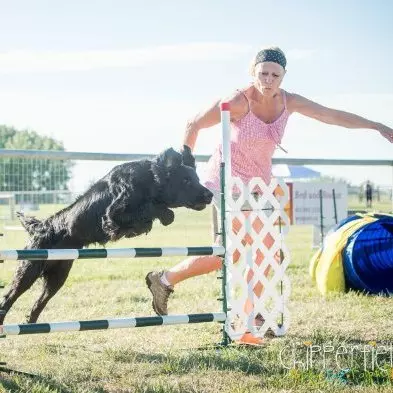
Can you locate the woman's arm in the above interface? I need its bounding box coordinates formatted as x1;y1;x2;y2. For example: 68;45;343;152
289;93;393;143
182;100;221;151
183;90;249;151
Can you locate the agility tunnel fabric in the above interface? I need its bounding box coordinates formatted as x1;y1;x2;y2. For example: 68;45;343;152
310;213;393;295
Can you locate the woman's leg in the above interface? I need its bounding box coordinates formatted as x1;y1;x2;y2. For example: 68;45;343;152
146;253;222;315
165;255;222;285
146;192;222;315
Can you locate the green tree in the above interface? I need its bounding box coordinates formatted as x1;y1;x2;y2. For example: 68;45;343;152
0;125;72;202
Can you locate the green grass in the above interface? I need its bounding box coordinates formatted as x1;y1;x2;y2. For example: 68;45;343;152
347;195;392;214
1;205;393;392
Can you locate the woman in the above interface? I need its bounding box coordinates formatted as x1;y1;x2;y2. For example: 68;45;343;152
145;46;393;343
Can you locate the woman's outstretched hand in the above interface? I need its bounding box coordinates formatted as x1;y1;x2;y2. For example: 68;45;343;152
377;124;393;143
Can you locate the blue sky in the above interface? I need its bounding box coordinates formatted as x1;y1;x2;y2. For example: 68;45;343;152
0;0;392;188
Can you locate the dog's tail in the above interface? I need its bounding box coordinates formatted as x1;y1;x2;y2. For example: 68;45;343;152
17;211;43;236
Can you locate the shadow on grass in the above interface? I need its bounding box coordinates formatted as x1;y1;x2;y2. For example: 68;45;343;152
0;370;74;393
103;335;393;388
105;345;285;376
302;329;393;346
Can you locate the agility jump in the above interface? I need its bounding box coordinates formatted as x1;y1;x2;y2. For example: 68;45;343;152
0;103;291;346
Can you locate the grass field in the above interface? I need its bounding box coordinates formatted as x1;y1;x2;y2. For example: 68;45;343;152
0;201;393;393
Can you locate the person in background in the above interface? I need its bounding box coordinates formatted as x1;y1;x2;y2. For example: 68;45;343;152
366;180;373;208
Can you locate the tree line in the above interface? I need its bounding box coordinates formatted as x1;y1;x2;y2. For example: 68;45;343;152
0;125;72;200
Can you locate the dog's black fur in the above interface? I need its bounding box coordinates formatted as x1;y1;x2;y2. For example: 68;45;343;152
0;146;213;324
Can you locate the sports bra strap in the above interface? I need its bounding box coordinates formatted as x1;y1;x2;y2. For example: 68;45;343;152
236;89;251;113
281;89;287;109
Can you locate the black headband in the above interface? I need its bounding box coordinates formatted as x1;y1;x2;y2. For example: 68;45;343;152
255;49;287;69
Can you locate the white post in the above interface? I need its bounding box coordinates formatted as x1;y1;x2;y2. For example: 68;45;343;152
219;102;232;345
220;102;231;191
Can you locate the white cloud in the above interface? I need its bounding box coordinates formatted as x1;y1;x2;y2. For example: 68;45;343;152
286;48;332;61
0;43;252;73
287;49;316;60
0;44;336;73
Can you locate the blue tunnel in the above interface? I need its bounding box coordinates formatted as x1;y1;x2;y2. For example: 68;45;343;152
339;214;393;295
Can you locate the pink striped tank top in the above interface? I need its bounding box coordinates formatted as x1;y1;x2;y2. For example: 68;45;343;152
204;89;290;192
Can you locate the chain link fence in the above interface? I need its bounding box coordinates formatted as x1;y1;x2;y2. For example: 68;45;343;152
0;150;391;222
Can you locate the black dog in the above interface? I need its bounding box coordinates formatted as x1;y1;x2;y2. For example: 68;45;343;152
0;146;213;324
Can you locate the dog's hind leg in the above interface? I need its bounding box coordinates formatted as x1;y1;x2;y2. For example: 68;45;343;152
0;261;44;324
26;260;74;323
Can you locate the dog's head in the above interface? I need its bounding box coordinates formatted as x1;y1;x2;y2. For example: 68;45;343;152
153;146;213;211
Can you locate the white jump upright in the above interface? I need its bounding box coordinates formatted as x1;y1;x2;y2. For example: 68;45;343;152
219;102;291;342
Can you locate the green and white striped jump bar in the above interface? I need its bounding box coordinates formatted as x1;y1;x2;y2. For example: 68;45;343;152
0;313;227;336
0;246;225;261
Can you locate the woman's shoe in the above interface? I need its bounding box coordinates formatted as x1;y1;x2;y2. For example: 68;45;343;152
236;332;266;346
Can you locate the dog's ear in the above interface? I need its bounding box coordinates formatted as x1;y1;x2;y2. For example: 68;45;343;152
181;145;196;169
157;148;182;169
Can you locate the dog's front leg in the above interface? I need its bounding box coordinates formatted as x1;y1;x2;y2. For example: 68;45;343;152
154;206;175;226
121;203;155;238
104;198;155;240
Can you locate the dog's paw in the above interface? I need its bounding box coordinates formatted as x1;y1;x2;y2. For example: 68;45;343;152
158;208;174;226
